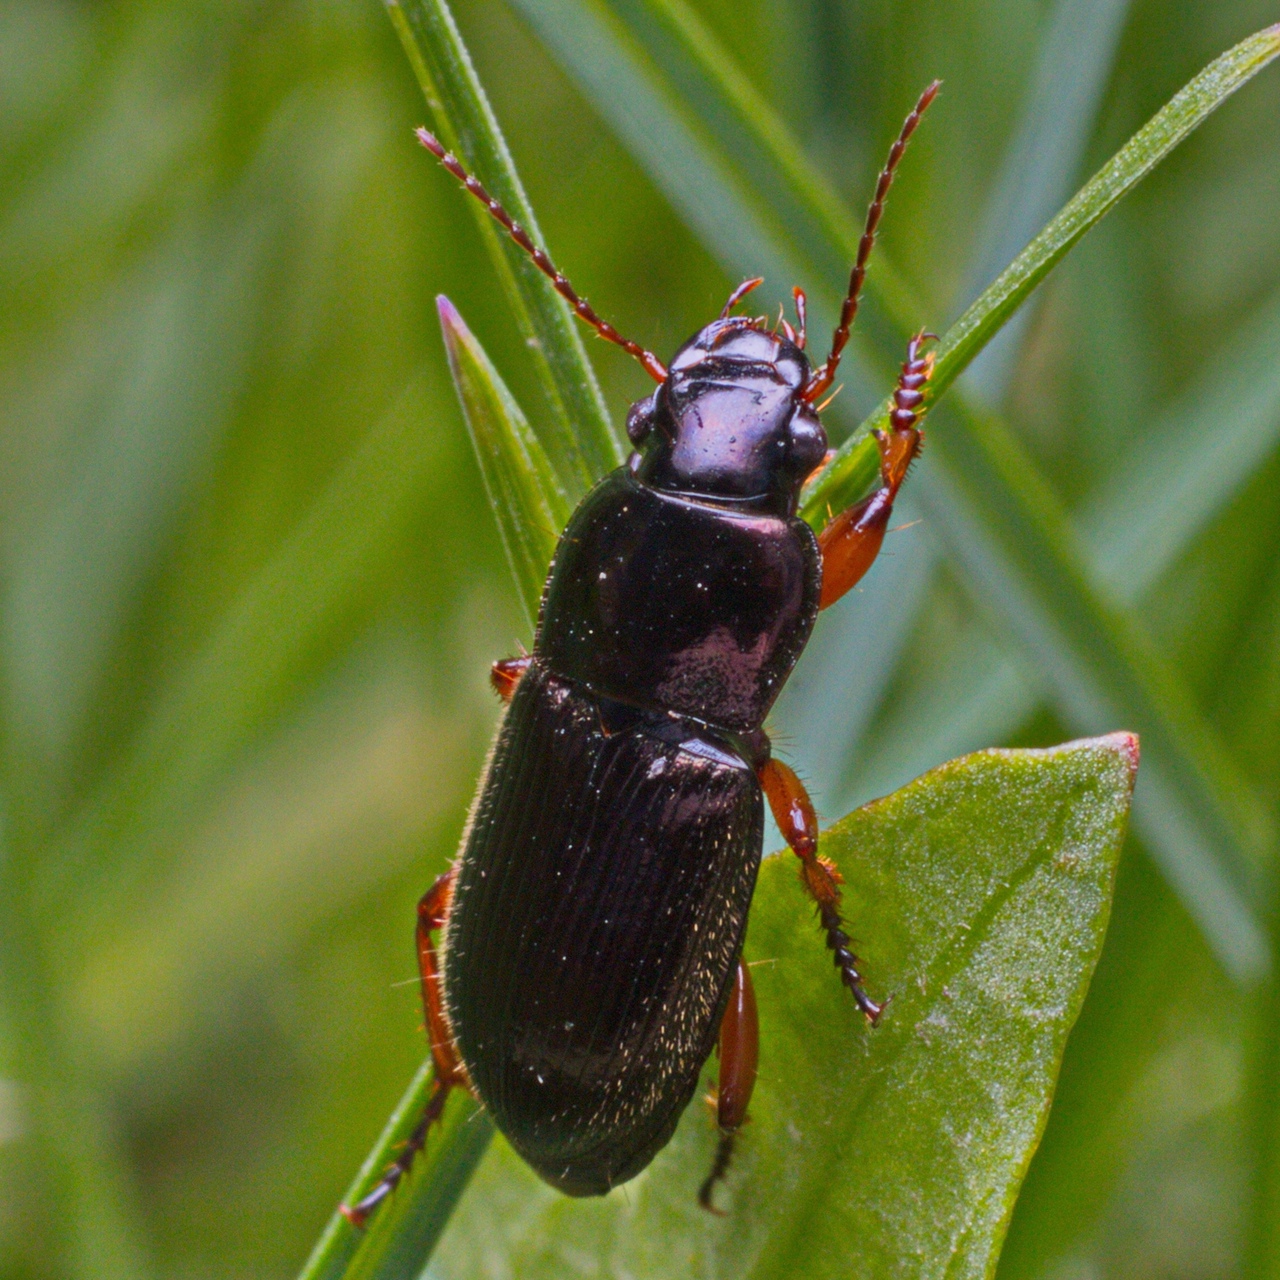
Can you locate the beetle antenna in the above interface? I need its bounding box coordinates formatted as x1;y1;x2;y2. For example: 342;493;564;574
720;276;765;319
803;81;940;403
416;128;668;384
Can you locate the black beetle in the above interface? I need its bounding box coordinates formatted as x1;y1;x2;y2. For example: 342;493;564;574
343;81;940;1225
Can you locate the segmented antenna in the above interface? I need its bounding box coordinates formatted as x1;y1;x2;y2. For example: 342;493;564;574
416;129;668;384
720;276;765;318
803;82;940;403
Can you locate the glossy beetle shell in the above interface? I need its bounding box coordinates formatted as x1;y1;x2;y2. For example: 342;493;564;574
443;660;762;1194
441;326;823;1194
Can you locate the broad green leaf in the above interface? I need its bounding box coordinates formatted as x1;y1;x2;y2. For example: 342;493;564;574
437;295;569;627
425;734;1136;1279
385;0;622;492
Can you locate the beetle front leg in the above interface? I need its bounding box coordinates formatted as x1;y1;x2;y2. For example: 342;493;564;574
699;958;759;1214
341;870;466;1228
490;655;532;703
815;334;934;611
758;757;883;1022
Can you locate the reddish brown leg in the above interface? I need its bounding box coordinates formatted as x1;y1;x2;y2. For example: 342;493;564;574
759;757;883;1022
699;958;759;1214
341;870;466;1228
490;655;532;703
816;334;935;611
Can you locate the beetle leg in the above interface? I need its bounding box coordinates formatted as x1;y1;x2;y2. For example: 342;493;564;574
490;655;532;703
340;870;466;1228
758;757;883;1022
699;958;759;1214
815;333;935;611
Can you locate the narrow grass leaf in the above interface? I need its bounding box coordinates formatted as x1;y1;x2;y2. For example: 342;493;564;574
852;281;1280;978
42;374;445;929
805;23;1280;522
438;295;569;625
296;1062;494;1280
385;0;621;491
1081;282;1280;600
430;736;1136;1280
963;0;1134;400
909;434;1269;978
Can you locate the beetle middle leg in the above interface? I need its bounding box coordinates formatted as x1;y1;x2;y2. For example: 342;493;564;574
490;654;532;702
815;333;935;611
341;869;466;1227
758;756;883;1021
699;957;759;1214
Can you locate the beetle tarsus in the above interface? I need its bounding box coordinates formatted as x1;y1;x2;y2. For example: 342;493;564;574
759;757;884;1019
340;872;467;1228
340;1078;451;1228
819;899;884;1023
698;1131;736;1215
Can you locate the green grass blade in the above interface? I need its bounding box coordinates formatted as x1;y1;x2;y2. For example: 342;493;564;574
912;417;1270;954
296;1063;494;1280
805;23;1280;521
438;295;569;626
931;23;1280;416
849;281;1280;980
430;736;1135;1279
385;0;621;492
41;374;446;926
1081;283;1280;600
516;0;1278;970
962;0;1134;400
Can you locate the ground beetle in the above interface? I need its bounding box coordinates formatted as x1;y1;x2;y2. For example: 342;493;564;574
343;81;940;1224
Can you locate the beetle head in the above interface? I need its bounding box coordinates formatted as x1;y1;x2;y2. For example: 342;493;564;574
626;319;827;517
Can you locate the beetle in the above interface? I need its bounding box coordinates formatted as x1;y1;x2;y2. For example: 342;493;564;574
342;81;940;1225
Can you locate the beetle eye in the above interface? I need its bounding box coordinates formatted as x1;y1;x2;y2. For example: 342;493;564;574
626;392;658;444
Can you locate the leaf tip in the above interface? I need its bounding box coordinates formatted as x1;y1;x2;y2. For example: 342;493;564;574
437;294;473;364
1092;730;1141;790
436;292;464;333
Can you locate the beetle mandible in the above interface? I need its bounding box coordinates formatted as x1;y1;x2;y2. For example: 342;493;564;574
343;80;940;1224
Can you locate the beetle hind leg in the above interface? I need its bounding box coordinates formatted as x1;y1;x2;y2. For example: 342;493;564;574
758;757;883;1022
341;869;467;1228
699;958;758;1214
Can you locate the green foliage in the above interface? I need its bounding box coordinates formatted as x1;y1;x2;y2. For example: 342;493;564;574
437;296;568;623
0;0;1277;1278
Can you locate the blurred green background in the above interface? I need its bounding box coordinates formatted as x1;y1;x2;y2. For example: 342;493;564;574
1;0;1278;1277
